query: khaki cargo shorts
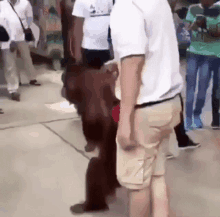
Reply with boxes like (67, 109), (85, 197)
(116, 94), (182, 190)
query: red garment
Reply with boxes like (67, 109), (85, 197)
(112, 105), (120, 123)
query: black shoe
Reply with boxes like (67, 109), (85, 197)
(11, 92), (20, 101)
(211, 122), (220, 130)
(179, 139), (201, 150)
(30, 80), (41, 86)
(0, 109), (4, 114)
(19, 82), (22, 86)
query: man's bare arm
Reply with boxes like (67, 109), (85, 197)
(120, 55), (145, 118)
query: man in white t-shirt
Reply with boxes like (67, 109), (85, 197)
(71, 0), (113, 68)
(109, 0), (183, 216)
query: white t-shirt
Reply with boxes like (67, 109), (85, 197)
(11, 0), (33, 28)
(0, 0), (23, 49)
(72, 0), (113, 50)
(110, 0), (183, 105)
(8, 0), (33, 41)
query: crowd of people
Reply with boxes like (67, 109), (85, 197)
(1, 0), (220, 216)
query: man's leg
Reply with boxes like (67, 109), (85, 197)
(174, 95), (200, 149)
(1, 49), (20, 101)
(16, 41), (40, 85)
(151, 175), (169, 217)
(193, 56), (212, 128)
(129, 187), (151, 217)
(185, 53), (199, 130)
(211, 58), (220, 128)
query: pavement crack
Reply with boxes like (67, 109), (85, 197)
(41, 123), (90, 160)
(0, 117), (80, 130)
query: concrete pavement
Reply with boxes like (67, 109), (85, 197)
(0, 55), (220, 216)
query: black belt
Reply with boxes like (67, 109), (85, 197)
(134, 94), (180, 109)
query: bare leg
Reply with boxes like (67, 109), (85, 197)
(151, 175), (169, 217)
(129, 187), (151, 217)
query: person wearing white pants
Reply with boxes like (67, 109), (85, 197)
(8, 0), (41, 86)
(0, 0), (20, 101)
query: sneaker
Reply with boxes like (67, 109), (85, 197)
(11, 92), (20, 101)
(193, 116), (203, 129)
(185, 117), (193, 131)
(179, 139), (201, 150)
(211, 122), (220, 130)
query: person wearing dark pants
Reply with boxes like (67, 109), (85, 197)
(166, 94), (201, 159)
(70, 0), (113, 68)
(82, 48), (111, 68)
(211, 58), (220, 128)
(70, 0), (114, 152)
(174, 95), (201, 149)
(60, 0), (75, 67)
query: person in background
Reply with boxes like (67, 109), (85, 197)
(70, 0), (114, 152)
(60, 0), (75, 67)
(109, 0), (183, 216)
(184, 0), (219, 130)
(8, 0), (41, 86)
(70, 0), (113, 68)
(166, 1), (200, 160)
(207, 0), (220, 129)
(0, 0), (21, 101)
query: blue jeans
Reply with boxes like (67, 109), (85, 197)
(210, 57), (220, 126)
(185, 53), (212, 127)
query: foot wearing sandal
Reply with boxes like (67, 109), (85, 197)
(29, 79), (41, 86)
(11, 92), (20, 102)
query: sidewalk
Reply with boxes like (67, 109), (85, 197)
(0, 56), (220, 217)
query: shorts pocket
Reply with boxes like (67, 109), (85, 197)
(119, 158), (145, 185)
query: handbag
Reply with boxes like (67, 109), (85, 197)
(0, 25), (10, 42)
(9, 2), (34, 41)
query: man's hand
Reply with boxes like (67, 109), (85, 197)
(117, 123), (139, 151)
(102, 62), (119, 77)
(10, 41), (17, 52)
(117, 111), (139, 151)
